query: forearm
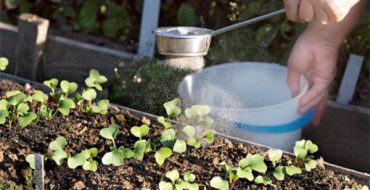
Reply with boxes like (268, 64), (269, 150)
(304, 0), (366, 48)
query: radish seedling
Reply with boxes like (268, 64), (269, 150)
(130, 124), (153, 160)
(80, 88), (109, 115)
(211, 153), (268, 189)
(0, 57), (9, 71)
(156, 98), (215, 165)
(159, 170), (199, 190)
(49, 136), (68, 166)
(85, 69), (107, 91)
(294, 139), (318, 171)
(43, 78), (59, 102)
(60, 80), (78, 99)
(210, 176), (229, 190)
(67, 148), (98, 172)
(100, 124), (133, 166)
(254, 175), (272, 186)
(267, 149), (282, 167)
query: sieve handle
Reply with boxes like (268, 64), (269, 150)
(212, 9), (286, 37)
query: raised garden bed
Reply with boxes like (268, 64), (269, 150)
(0, 71), (369, 189)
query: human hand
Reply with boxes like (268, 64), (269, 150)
(284, 0), (361, 24)
(287, 30), (339, 126)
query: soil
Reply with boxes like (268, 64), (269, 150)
(0, 78), (368, 190)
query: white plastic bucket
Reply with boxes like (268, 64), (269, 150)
(178, 62), (314, 152)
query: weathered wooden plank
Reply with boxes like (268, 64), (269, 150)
(44, 35), (138, 83)
(0, 22), (18, 72)
(138, 0), (161, 57)
(336, 54), (364, 104)
(15, 13), (49, 81)
(302, 105), (370, 173)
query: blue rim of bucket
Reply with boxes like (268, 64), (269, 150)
(232, 109), (315, 133)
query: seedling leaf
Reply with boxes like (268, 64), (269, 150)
(182, 125), (195, 138)
(0, 57), (9, 71)
(25, 154), (35, 169)
(285, 165), (302, 176)
(18, 112), (37, 128)
(305, 140), (318, 154)
(173, 139), (186, 153)
(155, 147), (172, 166)
(99, 124), (119, 140)
(49, 136), (67, 151)
(163, 98), (181, 117)
(165, 170), (180, 183)
(0, 99), (9, 110)
(96, 99), (109, 114)
(7, 91), (26, 106)
(238, 154), (267, 174)
(82, 160), (98, 172)
(203, 130), (214, 144)
(304, 159), (317, 171)
(254, 175), (272, 186)
(102, 150), (124, 166)
(67, 153), (87, 169)
(185, 105), (210, 118)
(43, 78), (58, 92)
(58, 99), (76, 115)
(237, 167), (254, 181)
(210, 176), (229, 190)
(130, 125), (149, 139)
(157, 116), (172, 129)
(81, 148), (98, 158)
(273, 166), (285, 181)
(161, 129), (176, 142)
(122, 148), (134, 159)
(82, 88), (97, 101)
(0, 110), (9, 124)
(294, 146), (307, 159)
(17, 103), (29, 114)
(85, 69), (107, 91)
(268, 149), (283, 165)
(32, 90), (48, 104)
(51, 150), (68, 166)
(183, 172), (196, 183)
(60, 80), (78, 96)
(133, 140), (147, 160)
(159, 181), (173, 190)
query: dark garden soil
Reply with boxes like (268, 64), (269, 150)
(0, 78), (368, 190)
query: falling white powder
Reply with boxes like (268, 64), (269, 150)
(164, 56), (205, 71)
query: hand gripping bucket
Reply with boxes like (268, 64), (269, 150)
(178, 62), (314, 152)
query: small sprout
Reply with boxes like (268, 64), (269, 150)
(130, 124), (149, 140)
(18, 112), (37, 128)
(133, 140), (148, 160)
(173, 139), (186, 153)
(60, 80), (78, 98)
(273, 166), (285, 181)
(25, 154), (36, 169)
(43, 78), (59, 98)
(49, 136), (68, 166)
(285, 165), (302, 176)
(155, 147), (172, 165)
(93, 99), (109, 115)
(100, 124), (133, 166)
(157, 116), (172, 129)
(254, 175), (272, 186)
(268, 148), (283, 167)
(160, 170), (199, 190)
(163, 98), (182, 117)
(0, 57), (9, 71)
(210, 176), (229, 190)
(32, 90), (48, 104)
(238, 154), (267, 175)
(82, 88), (97, 102)
(294, 139), (318, 171)
(85, 69), (107, 91)
(58, 98), (75, 116)
(67, 148), (98, 171)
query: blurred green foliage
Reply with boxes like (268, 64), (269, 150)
(108, 57), (188, 115)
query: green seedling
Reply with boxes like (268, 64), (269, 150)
(267, 148), (283, 167)
(285, 165), (302, 176)
(159, 170), (199, 190)
(254, 175), (272, 186)
(80, 88), (109, 115)
(0, 90), (37, 127)
(100, 124), (133, 166)
(44, 78), (59, 101)
(25, 154), (36, 170)
(294, 139), (318, 171)
(272, 165), (302, 181)
(60, 80), (78, 98)
(49, 136), (68, 166)
(67, 148), (98, 172)
(85, 69), (107, 91)
(210, 176), (229, 190)
(211, 153), (267, 189)
(0, 57), (9, 71)
(155, 147), (172, 166)
(130, 124), (153, 161)
(157, 99), (215, 163)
